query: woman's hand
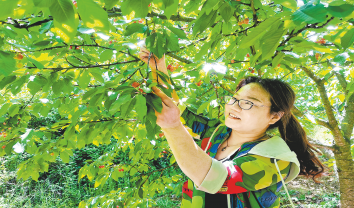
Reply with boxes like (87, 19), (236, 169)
(152, 86), (182, 129)
(139, 47), (167, 72)
(140, 47), (180, 103)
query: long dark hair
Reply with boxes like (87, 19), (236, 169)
(235, 76), (325, 181)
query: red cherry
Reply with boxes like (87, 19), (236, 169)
(15, 54), (24, 60)
(132, 82), (140, 88)
(99, 165), (105, 169)
(148, 3), (151, 6)
(246, 53), (250, 57)
(167, 65), (172, 70)
(109, 41), (112, 44)
(138, 88), (146, 94)
(196, 80), (202, 86)
(251, 69), (255, 73)
(162, 150), (167, 153)
(76, 46), (80, 50)
(70, 46), (73, 49)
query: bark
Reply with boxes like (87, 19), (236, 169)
(301, 66), (354, 207)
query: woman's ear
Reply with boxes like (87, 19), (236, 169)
(269, 111), (284, 125)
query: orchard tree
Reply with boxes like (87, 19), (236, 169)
(0, 0), (354, 207)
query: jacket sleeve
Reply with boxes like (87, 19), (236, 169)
(178, 103), (219, 140)
(194, 154), (291, 194)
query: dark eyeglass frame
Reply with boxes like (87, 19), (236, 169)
(223, 95), (271, 110)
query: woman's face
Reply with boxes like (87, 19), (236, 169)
(224, 83), (281, 134)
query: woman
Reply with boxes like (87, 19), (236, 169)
(139, 48), (324, 208)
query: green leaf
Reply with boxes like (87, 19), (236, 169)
(124, 23), (147, 36)
(0, 103), (11, 117)
(33, 40), (52, 47)
(220, 3), (233, 22)
(109, 94), (131, 114)
(192, 10), (217, 36)
(163, 0), (178, 19)
(333, 54), (347, 65)
(260, 21), (284, 61)
(197, 102), (209, 115)
(273, 0), (297, 10)
(136, 94), (147, 122)
(327, 2), (354, 18)
(78, 70), (91, 88)
(26, 57), (45, 69)
(52, 80), (63, 95)
(77, 0), (110, 33)
(170, 155), (176, 165)
(49, 0), (78, 43)
(0, 75), (16, 89)
(341, 28), (354, 51)
(0, 1), (17, 20)
(104, 0), (119, 10)
(100, 50), (114, 62)
(121, 0), (150, 18)
(146, 93), (163, 113)
(167, 26), (187, 39)
(292, 3), (328, 25)
(272, 52), (285, 68)
(239, 17), (280, 49)
(0, 51), (16, 76)
(120, 98), (136, 118)
(32, 0), (55, 7)
(8, 104), (20, 117)
(60, 150), (70, 163)
(138, 188), (144, 198)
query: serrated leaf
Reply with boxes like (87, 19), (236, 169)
(170, 155), (176, 165)
(167, 26), (187, 39)
(273, 0), (297, 10)
(327, 3), (354, 18)
(138, 188), (144, 198)
(239, 17), (280, 49)
(104, 0), (119, 10)
(124, 23), (147, 36)
(146, 93), (163, 113)
(49, 0), (78, 43)
(121, 0), (150, 18)
(78, 70), (91, 88)
(32, 0), (55, 7)
(341, 28), (354, 51)
(8, 104), (20, 117)
(77, 0), (110, 33)
(291, 3), (327, 25)
(60, 151), (70, 163)
(136, 94), (147, 122)
(0, 51), (16, 76)
(197, 102), (209, 115)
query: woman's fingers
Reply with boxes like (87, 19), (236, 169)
(151, 86), (175, 107)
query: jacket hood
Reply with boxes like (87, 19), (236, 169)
(248, 136), (300, 183)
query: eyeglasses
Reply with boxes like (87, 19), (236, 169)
(223, 96), (271, 110)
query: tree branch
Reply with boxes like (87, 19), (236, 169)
(107, 8), (195, 22)
(25, 59), (140, 70)
(301, 66), (347, 147)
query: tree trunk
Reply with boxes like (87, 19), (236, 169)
(301, 67), (354, 207)
(332, 139), (354, 208)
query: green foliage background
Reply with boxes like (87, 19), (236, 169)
(0, 0), (354, 207)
